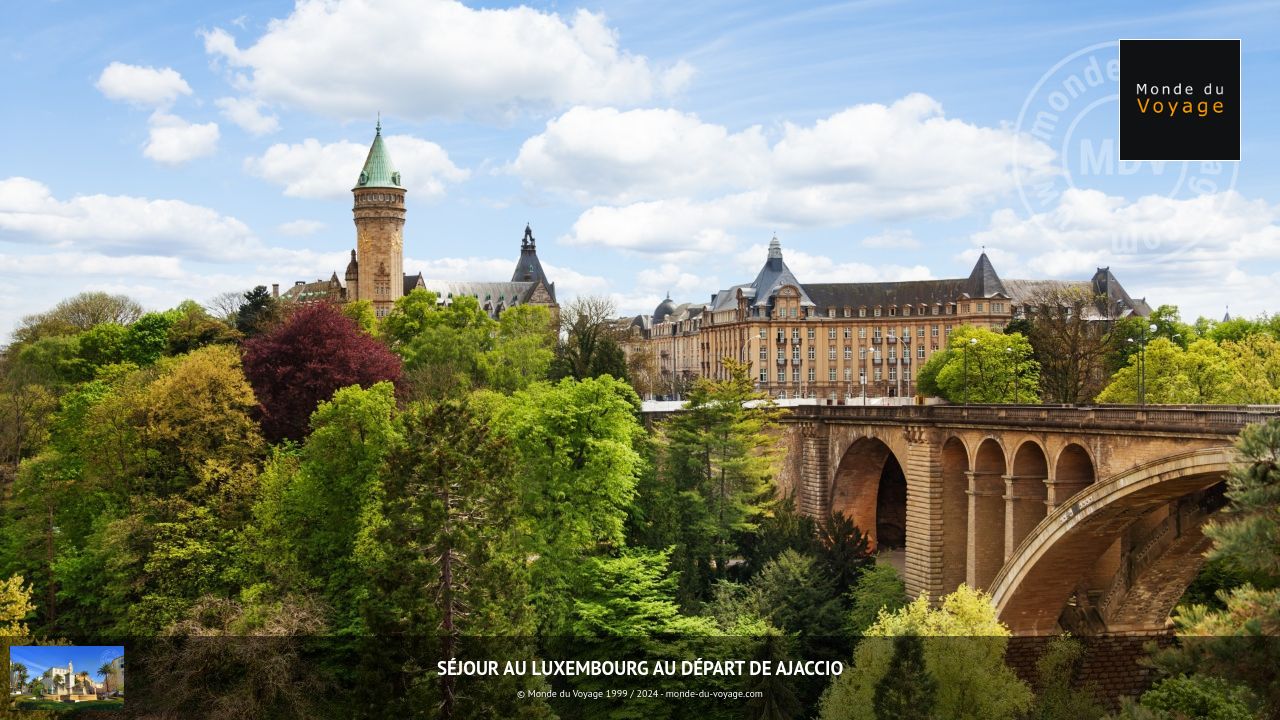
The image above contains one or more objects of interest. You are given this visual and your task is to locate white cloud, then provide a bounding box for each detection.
[144,112,220,164]
[215,96,279,135]
[0,252,186,279]
[529,95,1056,256]
[276,219,325,236]
[96,62,192,107]
[861,229,920,250]
[246,134,468,199]
[0,176,255,261]
[734,242,934,284]
[510,106,767,204]
[202,0,691,120]
[635,263,718,299]
[969,188,1280,320]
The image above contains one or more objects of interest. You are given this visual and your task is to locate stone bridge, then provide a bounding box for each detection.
[653,403,1279,636]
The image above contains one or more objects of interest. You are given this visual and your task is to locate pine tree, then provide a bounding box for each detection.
[873,635,936,720]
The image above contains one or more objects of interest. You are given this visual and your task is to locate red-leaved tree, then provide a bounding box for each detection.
[242,302,402,442]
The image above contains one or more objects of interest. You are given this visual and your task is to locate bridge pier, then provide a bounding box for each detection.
[903,427,944,602]
[967,470,1006,590]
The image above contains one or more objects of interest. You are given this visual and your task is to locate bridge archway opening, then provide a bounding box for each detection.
[941,437,969,594]
[969,438,1007,590]
[830,437,908,562]
[1052,444,1096,509]
[1008,442,1050,560]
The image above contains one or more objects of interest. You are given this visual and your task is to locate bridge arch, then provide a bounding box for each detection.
[940,436,969,594]
[990,447,1235,635]
[1008,441,1050,560]
[830,437,907,553]
[969,437,1007,589]
[1051,443,1096,509]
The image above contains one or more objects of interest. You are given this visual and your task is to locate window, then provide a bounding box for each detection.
[905,370,912,381]
[992,302,1004,312]
[791,307,798,318]
[904,306,911,316]
[778,370,786,383]
[859,307,867,317]
[807,328,815,340]
[873,328,882,339]
[759,347,767,359]
[791,328,800,341]
[792,347,800,361]
[792,369,800,383]
[889,349,896,360]
[874,369,882,381]
[917,345,925,358]
[759,328,766,339]
[808,368,816,381]
[844,346,852,360]
[759,368,768,382]
[829,368,837,381]
[962,303,971,313]
[917,327,925,338]
[932,343,939,352]
[828,347,836,360]
[860,348,867,360]
[843,327,852,339]
[945,326,953,337]
[828,328,837,340]
[808,346,816,360]
[976,302,984,312]
[828,308,835,318]
[889,368,897,381]
[874,307,882,317]
[931,324,939,337]
[859,369,866,382]
[889,306,897,316]
[859,327,867,339]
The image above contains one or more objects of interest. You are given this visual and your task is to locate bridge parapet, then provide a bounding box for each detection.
[782,404,1278,434]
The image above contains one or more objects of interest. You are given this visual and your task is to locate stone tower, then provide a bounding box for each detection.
[351,121,405,317]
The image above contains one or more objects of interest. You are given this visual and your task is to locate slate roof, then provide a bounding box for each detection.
[353,121,402,190]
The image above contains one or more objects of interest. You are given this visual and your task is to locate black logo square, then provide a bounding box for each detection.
[1119,39,1240,161]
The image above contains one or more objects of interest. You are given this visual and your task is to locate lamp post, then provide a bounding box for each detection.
[963,336,978,404]
[1006,346,1017,404]
[1128,322,1159,405]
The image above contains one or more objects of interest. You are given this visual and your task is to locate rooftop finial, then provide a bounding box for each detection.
[376,112,381,134]
[767,235,782,259]
[522,223,535,248]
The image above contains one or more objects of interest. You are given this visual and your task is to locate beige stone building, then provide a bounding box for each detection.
[277,122,558,320]
[620,237,1149,400]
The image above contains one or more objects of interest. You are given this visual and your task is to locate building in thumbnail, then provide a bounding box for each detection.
[276,122,557,320]
[620,237,1150,400]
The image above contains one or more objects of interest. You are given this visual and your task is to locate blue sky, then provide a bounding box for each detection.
[2,0,1278,339]
[8,645,124,679]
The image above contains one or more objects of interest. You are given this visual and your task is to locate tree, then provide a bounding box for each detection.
[166,300,240,355]
[1151,419,1280,716]
[819,585,1032,720]
[478,304,555,393]
[0,574,33,634]
[485,376,645,634]
[13,292,142,344]
[570,547,713,637]
[235,285,279,336]
[1123,675,1259,720]
[551,295,630,382]
[1024,635,1105,720]
[121,310,179,365]
[846,565,907,638]
[872,635,937,720]
[661,359,783,605]
[917,326,1039,403]
[1222,334,1280,404]
[1096,337,1192,404]
[814,512,874,596]
[1017,285,1123,403]
[749,550,845,641]
[206,290,246,324]
[242,302,402,441]
[381,290,497,400]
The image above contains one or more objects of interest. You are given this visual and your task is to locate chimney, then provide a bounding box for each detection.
[272,283,279,297]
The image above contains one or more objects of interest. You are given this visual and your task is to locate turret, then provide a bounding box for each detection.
[352,120,406,317]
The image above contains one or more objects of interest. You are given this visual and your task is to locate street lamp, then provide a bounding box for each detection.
[1006,346,1017,404]
[963,337,978,404]
[1129,323,1158,405]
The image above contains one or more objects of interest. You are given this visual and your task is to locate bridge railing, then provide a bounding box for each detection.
[782,403,1280,433]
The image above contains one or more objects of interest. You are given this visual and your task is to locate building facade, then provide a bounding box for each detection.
[277,123,557,320]
[621,237,1150,401]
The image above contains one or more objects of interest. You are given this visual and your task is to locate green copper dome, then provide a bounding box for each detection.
[354,121,403,190]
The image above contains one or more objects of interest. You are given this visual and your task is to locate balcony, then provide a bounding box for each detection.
[872,356,882,365]
[888,356,898,365]
[872,337,882,344]
[776,356,786,365]
[903,335,912,344]
[902,356,912,365]
[886,336,897,344]
[775,335,786,344]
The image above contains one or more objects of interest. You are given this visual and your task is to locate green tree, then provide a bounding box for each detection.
[872,635,937,720]
[1024,635,1105,720]
[13,291,142,344]
[1222,334,1280,404]
[819,585,1032,720]
[0,574,33,634]
[571,547,714,637]
[235,285,279,336]
[1153,419,1280,715]
[165,299,240,354]
[846,565,907,638]
[749,550,845,641]
[661,359,782,605]
[917,326,1038,403]
[485,376,644,634]
[341,299,378,335]
[386,290,497,399]
[75,322,127,371]
[1096,337,1196,404]
[815,512,874,596]
[478,304,555,393]
[1124,675,1259,720]
[550,296,630,382]
[121,310,178,365]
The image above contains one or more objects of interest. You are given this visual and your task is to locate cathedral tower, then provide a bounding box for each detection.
[352,121,406,317]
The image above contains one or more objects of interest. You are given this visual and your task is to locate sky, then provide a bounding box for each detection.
[8,645,124,679]
[2,0,1279,340]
